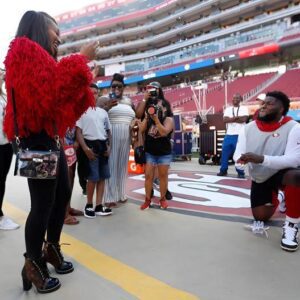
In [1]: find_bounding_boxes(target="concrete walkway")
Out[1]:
[1,158,299,300]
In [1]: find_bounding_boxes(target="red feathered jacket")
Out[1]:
[3,37,95,140]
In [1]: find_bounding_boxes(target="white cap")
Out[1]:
[256,93,266,101]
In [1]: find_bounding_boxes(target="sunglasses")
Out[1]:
[111,84,123,89]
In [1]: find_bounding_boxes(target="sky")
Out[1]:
[0,0,101,68]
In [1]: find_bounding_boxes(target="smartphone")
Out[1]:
[108,92,118,108]
[109,92,117,99]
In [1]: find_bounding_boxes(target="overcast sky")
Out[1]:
[0,0,101,68]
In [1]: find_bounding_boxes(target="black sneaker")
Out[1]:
[217,171,227,176]
[84,204,95,218]
[165,190,173,200]
[281,221,299,252]
[95,205,112,216]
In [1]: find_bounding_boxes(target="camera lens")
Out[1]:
[147,106,156,115]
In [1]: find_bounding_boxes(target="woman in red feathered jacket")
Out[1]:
[4,11,99,294]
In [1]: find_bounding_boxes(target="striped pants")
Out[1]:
[103,124,131,203]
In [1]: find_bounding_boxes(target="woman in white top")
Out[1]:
[0,70,19,230]
[103,73,135,207]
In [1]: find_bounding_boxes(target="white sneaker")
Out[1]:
[244,220,270,238]
[278,190,286,213]
[281,221,299,252]
[0,216,20,230]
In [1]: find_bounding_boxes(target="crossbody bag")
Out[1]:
[12,89,60,179]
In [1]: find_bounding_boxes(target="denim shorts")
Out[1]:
[87,155,110,181]
[145,152,172,166]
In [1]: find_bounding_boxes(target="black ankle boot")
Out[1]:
[21,254,60,293]
[43,242,74,274]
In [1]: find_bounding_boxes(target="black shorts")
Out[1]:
[250,170,288,208]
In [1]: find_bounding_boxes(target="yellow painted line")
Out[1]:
[4,203,199,300]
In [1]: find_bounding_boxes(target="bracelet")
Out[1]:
[142,99,146,103]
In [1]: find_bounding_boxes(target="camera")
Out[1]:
[145,83,163,119]
[146,104,163,123]
[147,87,158,99]
[146,85,159,102]
[147,104,160,115]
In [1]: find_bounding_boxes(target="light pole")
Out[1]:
[224,78,228,108]
[224,66,232,108]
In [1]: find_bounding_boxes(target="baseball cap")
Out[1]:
[148,81,161,89]
[256,93,266,101]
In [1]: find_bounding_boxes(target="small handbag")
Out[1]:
[11,89,60,179]
[133,127,146,165]
[15,149,60,179]
[134,145,146,165]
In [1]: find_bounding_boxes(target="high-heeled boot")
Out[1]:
[21,254,60,293]
[43,242,74,274]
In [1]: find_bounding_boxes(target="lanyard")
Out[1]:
[232,106,240,117]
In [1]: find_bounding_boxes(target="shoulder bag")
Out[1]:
[133,126,146,165]
[11,89,60,179]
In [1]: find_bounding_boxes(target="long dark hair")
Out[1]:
[162,98,173,117]
[16,11,57,57]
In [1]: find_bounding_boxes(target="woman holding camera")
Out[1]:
[4,11,97,293]
[138,91,174,210]
[136,82,174,201]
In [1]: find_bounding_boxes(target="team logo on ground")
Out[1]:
[126,171,283,220]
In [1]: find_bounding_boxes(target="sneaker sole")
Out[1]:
[84,213,96,219]
[280,243,299,252]
[0,226,20,230]
[95,212,113,216]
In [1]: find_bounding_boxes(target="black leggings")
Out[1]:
[25,149,71,260]
[0,143,13,217]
